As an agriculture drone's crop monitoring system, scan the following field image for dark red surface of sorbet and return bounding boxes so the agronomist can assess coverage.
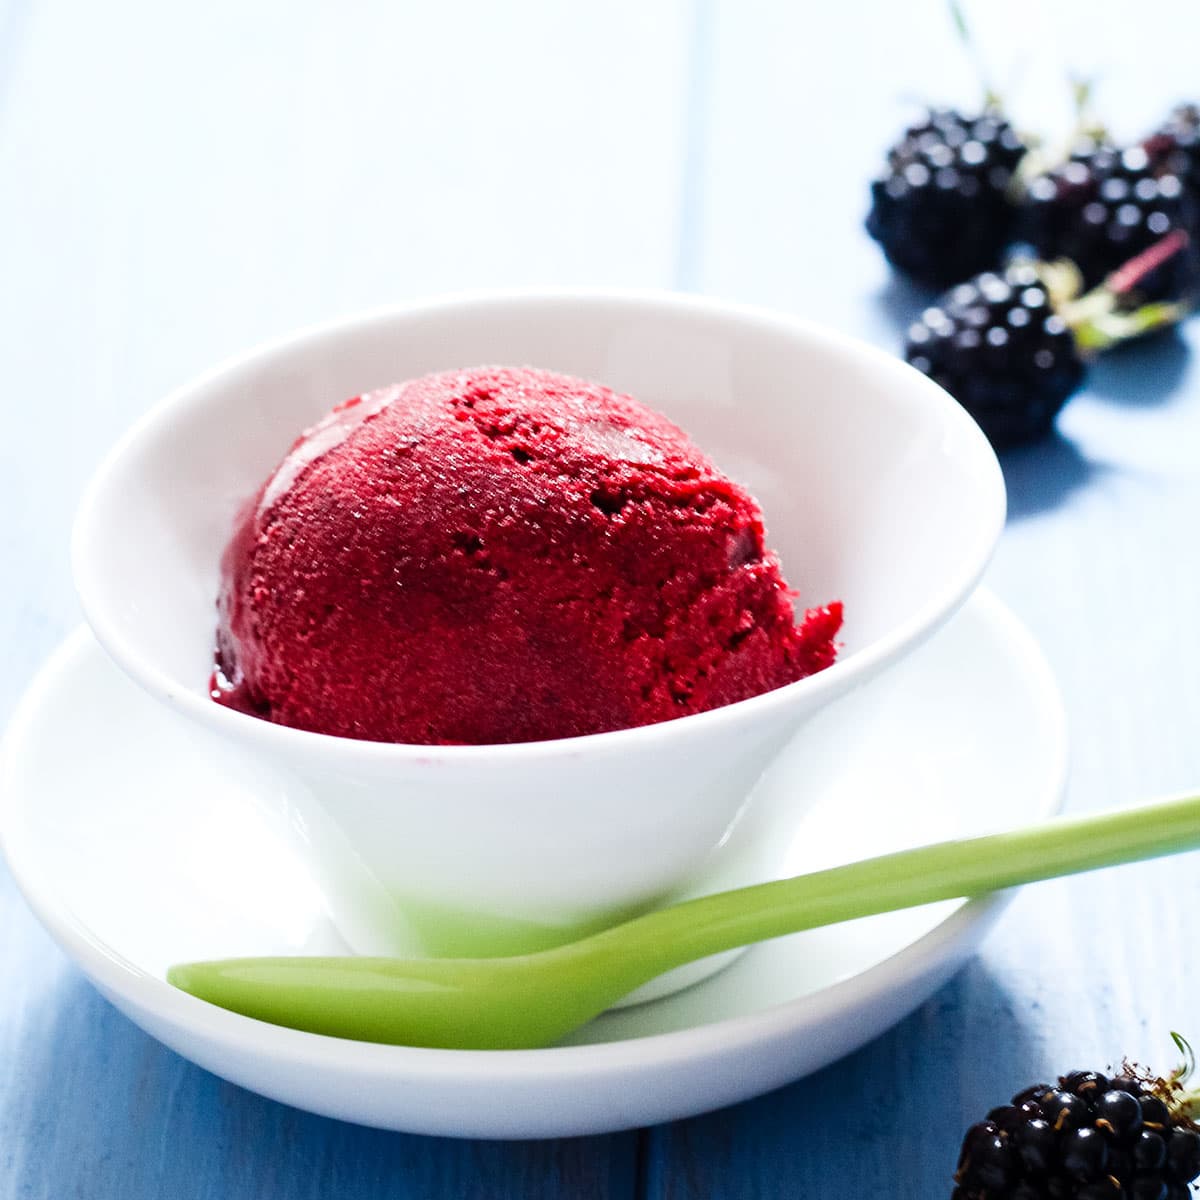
[213,366,842,744]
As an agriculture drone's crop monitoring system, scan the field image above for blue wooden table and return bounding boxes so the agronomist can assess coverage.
[5,1,1200,1195]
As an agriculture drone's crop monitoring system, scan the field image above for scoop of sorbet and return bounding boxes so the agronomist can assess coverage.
[212,366,842,745]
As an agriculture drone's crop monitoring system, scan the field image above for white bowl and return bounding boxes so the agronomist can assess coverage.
[72,290,1005,965]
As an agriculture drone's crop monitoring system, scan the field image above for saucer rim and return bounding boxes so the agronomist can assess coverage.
[0,588,1066,1090]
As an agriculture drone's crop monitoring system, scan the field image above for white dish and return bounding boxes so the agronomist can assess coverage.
[0,589,1065,1139]
[71,290,1005,960]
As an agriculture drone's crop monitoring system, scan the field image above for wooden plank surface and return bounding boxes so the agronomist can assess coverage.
[7,0,1200,1197]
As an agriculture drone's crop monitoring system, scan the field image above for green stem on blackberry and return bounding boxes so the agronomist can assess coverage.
[1121,1034,1200,1125]
[1173,1090,1200,1123]
[1037,258,1086,311]
[1170,1033,1196,1088]
[1162,1035,1200,1127]
[948,0,1002,111]
[1067,74,1109,147]
[1070,76,1092,124]
[1056,230,1192,354]
[1010,74,1105,196]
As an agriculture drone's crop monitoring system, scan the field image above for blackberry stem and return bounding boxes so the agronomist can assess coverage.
[1174,1089,1200,1122]
[948,0,1002,111]
[1010,74,1105,194]
[1159,1034,1200,1122]
[1172,1032,1196,1083]
[1057,230,1192,354]
[1106,229,1191,297]
[1114,1034,1200,1123]
[1067,74,1108,146]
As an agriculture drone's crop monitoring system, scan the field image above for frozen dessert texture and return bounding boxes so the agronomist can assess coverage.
[212,366,842,744]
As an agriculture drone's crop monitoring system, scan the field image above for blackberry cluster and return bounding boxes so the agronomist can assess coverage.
[866,109,1027,286]
[1019,144,1199,300]
[905,263,1084,447]
[954,1071,1200,1200]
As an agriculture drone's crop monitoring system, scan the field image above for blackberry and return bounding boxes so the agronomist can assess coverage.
[1019,143,1200,301]
[1064,1072,1111,1103]
[905,234,1191,448]
[867,108,1027,286]
[1094,1089,1143,1141]
[1145,105,1200,205]
[904,263,1085,447]
[953,1044,1200,1200]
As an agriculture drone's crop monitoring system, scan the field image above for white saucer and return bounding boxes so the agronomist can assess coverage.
[0,588,1065,1139]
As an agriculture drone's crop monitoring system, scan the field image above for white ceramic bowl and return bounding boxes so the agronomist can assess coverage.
[72,290,1005,966]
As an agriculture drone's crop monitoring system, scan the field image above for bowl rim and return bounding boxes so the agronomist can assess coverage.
[71,286,1007,764]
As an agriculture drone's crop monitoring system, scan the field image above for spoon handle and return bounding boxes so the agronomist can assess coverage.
[588,792,1200,975]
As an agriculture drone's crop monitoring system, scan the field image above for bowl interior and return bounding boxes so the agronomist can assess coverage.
[74,294,1004,719]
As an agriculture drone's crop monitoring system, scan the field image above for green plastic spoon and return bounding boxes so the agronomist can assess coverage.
[169,792,1200,1050]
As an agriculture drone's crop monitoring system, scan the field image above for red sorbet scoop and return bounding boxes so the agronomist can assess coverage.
[213,366,842,744]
